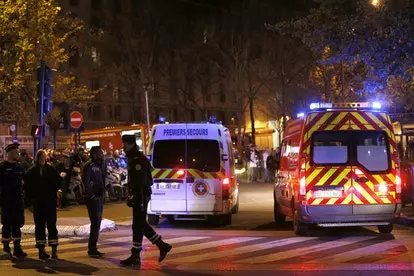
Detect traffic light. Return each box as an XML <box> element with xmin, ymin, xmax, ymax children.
<box><xmin>51</xmin><ymin>102</ymin><xmax>69</xmax><ymax>130</ymax></box>
<box><xmin>37</xmin><ymin>63</ymin><xmax>53</xmax><ymax>117</ymax></box>
<box><xmin>31</xmin><ymin>125</ymin><xmax>41</xmax><ymax>137</ymax></box>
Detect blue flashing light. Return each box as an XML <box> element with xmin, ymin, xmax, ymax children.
<box><xmin>297</xmin><ymin>112</ymin><xmax>305</xmax><ymax>118</ymax></box>
<box><xmin>209</xmin><ymin>116</ymin><xmax>217</xmax><ymax>123</ymax></box>
<box><xmin>159</xmin><ymin>116</ymin><xmax>166</xmax><ymax>124</ymax></box>
<box><xmin>372</xmin><ymin>102</ymin><xmax>382</xmax><ymax>109</ymax></box>
<box><xmin>310</xmin><ymin>103</ymin><xmax>320</xmax><ymax>110</ymax></box>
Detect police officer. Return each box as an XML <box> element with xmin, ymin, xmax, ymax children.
<box><xmin>120</xmin><ymin>135</ymin><xmax>172</xmax><ymax>267</ymax></box>
<box><xmin>0</xmin><ymin>143</ymin><xmax>27</xmax><ymax>258</ymax></box>
<box><xmin>25</xmin><ymin>150</ymin><xmax>61</xmax><ymax>260</ymax></box>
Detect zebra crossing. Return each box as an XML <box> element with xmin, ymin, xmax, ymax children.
<box><xmin>3</xmin><ymin>232</ymin><xmax>412</xmax><ymax>269</ymax></box>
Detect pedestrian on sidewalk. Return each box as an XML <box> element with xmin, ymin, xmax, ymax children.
<box><xmin>120</xmin><ymin>135</ymin><xmax>172</xmax><ymax>267</ymax></box>
<box><xmin>82</xmin><ymin>146</ymin><xmax>106</xmax><ymax>258</ymax></box>
<box><xmin>262</xmin><ymin>149</ymin><xmax>270</xmax><ymax>182</ymax></box>
<box><xmin>25</xmin><ymin>150</ymin><xmax>61</xmax><ymax>260</ymax></box>
<box><xmin>0</xmin><ymin>143</ymin><xmax>27</xmax><ymax>259</ymax></box>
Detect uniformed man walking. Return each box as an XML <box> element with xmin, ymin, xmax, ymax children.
<box><xmin>120</xmin><ymin>135</ymin><xmax>172</xmax><ymax>267</ymax></box>
<box><xmin>0</xmin><ymin>143</ymin><xmax>27</xmax><ymax>258</ymax></box>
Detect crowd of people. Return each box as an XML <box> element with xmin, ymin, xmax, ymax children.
<box><xmin>6</xmin><ymin>147</ymin><xmax>126</xmax><ymax>208</ymax></box>
<box><xmin>244</xmin><ymin>145</ymin><xmax>281</xmax><ymax>183</ymax></box>
<box><xmin>0</xmin><ymin>137</ymin><xmax>171</xmax><ymax>267</ymax></box>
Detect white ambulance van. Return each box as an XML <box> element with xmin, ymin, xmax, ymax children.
<box><xmin>146</xmin><ymin>119</ymin><xmax>239</xmax><ymax>226</ymax></box>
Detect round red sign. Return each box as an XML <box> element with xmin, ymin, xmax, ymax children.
<box><xmin>70</xmin><ymin>111</ymin><xmax>84</xmax><ymax>129</ymax></box>
<box><xmin>193</xmin><ymin>181</ymin><xmax>209</xmax><ymax>197</ymax></box>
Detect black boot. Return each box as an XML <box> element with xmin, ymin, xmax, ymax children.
<box><xmin>51</xmin><ymin>246</ymin><xmax>58</xmax><ymax>260</ymax></box>
<box><xmin>88</xmin><ymin>248</ymin><xmax>105</xmax><ymax>259</ymax></box>
<box><xmin>38</xmin><ymin>246</ymin><xmax>50</xmax><ymax>260</ymax></box>
<box><xmin>1</xmin><ymin>242</ymin><xmax>11</xmax><ymax>258</ymax></box>
<box><xmin>120</xmin><ymin>248</ymin><xmax>141</xmax><ymax>267</ymax></box>
<box><xmin>155</xmin><ymin>239</ymin><xmax>172</xmax><ymax>263</ymax></box>
<box><xmin>13</xmin><ymin>240</ymin><xmax>27</xmax><ymax>258</ymax></box>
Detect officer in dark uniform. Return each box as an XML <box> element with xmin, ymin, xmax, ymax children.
<box><xmin>0</xmin><ymin>143</ymin><xmax>27</xmax><ymax>258</ymax></box>
<box><xmin>25</xmin><ymin>150</ymin><xmax>61</xmax><ymax>260</ymax></box>
<box><xmin>120</xmin><ymin>135</ymin><xmax>172</xmax><ymax>267</ymax></box>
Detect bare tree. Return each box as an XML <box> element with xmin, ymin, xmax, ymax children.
<box><xmin>262</xmin><ymin>33</ymin><xmax>316</xmax><ymax>129</ymax></box>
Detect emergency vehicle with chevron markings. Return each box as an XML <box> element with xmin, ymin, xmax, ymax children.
<box><xmin>146</xmin><ymin>118</ymin><xmax>239</xmax><ymax>226</ymax></box>
<box><xmin>274</xmin><ymin>102</ymin><xmax>402</xmax><ymax>235</ymax></box>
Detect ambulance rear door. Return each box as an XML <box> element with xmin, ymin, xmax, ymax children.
<box><xmin>306</xmin><ymin>112</ymin><xmax>354</xmax><ymax>216</ymax></box>
<box><xmin>185</xmin><ymin>124</ymin><xmax>223</xmax><ymax>212</ymax></box>
<box><xmin>150</xmin><ymin>124</ymin><xmax>187</xmax><ymax>212</ymax></box>
<box><xmin>348</xmin><ymin>111</ymin><xmax>398</xmax><ymax>214</ymax></box>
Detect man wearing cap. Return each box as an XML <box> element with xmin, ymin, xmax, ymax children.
<box><xmin>0</xmin><ymin>143</ymin><xmax>27</xmax><ymax>258</ymax></box>
<box><xmin>120</xmin><ymin>134</ymin><xmax>172</xmax><ymax>267</ymax></box>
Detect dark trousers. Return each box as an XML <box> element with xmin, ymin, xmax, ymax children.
<box><xmin>132</xmin><ymin>197</ymin><xmax>160</xmax><ymax>250</ymax></box>
<box><xmin>86</xmin><ymin>197</ymin><xmax>104</xmax><ymax>251</ymax></box>
<box><xmin>1</xmin><ymin>205</ymin><xmax>24</xmax><ymax>243</ymax></box>
<box><xmin>33</xmin><ymin>203</ymin><xmax>58</xmax><ymax>248</ymax></box>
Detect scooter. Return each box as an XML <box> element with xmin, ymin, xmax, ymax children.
<box><xmin>106</xmin><ymin>166</ymin><xmax>123</xmax><ymax>202</ymax></box>
<box><xmin>119</xmin><ymin>169</ymin><xmax>128</xmax><ymax>200</ymax></box>
<box><xmin>67</xmin><ymin>166</ymin><xmax>85</xmax><ymax>204</ymax></box>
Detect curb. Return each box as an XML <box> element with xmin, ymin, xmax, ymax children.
<box><xmin>21</xmin><ymin>219</ymin><xmax>117</xmax><ymax>237</ymax></box>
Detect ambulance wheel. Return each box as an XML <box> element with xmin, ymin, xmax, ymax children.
<box><xmin>166</xmin><ymin>215</ymin><xmax>176</xmax><ymax>224</ymax></box>
<box><xmin>232</xmin><ymin>196</ymin><xmax>240</xmax><ymax>214</ymax></box>
<box><xmin>378</xmin><ymin>223</ymin><xmax>393</xmax><ymax>234</ymax></box>
<box><xmin>273</xmin><ymin>195</ymin><xmax>286</xmax><ymax>225</ymax></box>
<box><xmin>148</xmin><ymin>215</ymin><xmax>159</xmax><ymax>226</ymax></box>
<box><xmin>209</xmin><ymin>214</ymin><xmax>232</xmax><ymax>226</ymax></box>
<box><xmin>293</xmin><ymin>209</ymin><xmax>308</xmax><ymax>236</ymax></box>
<box><xmin>220</xmin><ymin>214</ymin><xmax>232</xmax><ymax>226</ymax></box>
<box><xmin>274</xmin><ymin>203</ymin><xmax>286</xmax><ymax>225</ymax></box>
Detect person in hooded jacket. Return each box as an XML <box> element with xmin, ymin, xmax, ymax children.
<box><xmin>25</xmin><ymin>150</ymin><xmax>61</xmax><ymax>260</ymax></box>
<box><xmin>82</xmin><ymin>146</ymin><xmax>106</xmax><ymax>258</ymax></box>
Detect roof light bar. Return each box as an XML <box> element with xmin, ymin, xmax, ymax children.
<box><xmin>372</xmin><ymin>101</ymin><xmax>381</xmax><ymax>109</ymax></box>
<box><xmin>309</xmin><ymin>102</ymin><xmax>382</xmax><ymax>110</ymax></box>
<box><xmin>297</xmin><ymin>112</ymin><xmax>305</xmax><ymax>118</ymax></box>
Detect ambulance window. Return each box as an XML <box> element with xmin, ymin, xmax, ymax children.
<box><xmin>356</xmin><ymin>131</ymin><xmax>389</xmax><ymax>172</ymax></box>
<box><xmin>187</xmin><ymin>140</ymin><xmax>221</xmax><ymax>172</ymax></box>
<box><xmin>153</xmin><ymin>140</ymin><xmax>185</xmax><ymax>169</ymax></box>
<box><xmin>312</xmin><ymin>131</ymin><xmax>348</xmax><ymax>164</ymax></box>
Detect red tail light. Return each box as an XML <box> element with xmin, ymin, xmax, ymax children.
<box><xmin>396</xmin><ymin>174</ymin><xmax>402</xmax><ymax>193</ymax></box>
<box><xmin>299</xmin><ymin>159</ymin><xmax>306</xmax><ymax>202</ymax></box>
<box><xmin>395</xmin><ymin>172</ymin><xmax>402</xmax><ymax>203</ymax></box>
<box><xmin>222</xmin><ymin>177</ymin><xmax>231</xmax><ymax>199</ymax></box>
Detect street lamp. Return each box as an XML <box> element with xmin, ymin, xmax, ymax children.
<box><xmin>371</xmin><ymin>0</ymin><xmax>381</xmax><ymax>7</ymax></box>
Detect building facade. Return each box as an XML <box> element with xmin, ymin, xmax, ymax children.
<box><xmin>59</xmin><ymin>0</ymin><xmax>240</xmax><ymax>132</ymax></box>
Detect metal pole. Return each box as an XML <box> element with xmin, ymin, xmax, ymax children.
<box><xmin>38</xmin><ymin>62</ymin><xmax>45</xmax><ymax>150</ymax></box>
<box><xmin>144</xmin><ymin>85</ymin><xmax>151</xmax><ymax>135</ymax></box>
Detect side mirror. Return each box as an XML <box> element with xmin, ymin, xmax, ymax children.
<box><xmin>221</xmin><ymin>154</ymin><xmax>228</xmax><ymax>161</ymax></box>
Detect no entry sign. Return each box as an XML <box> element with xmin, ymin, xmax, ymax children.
<box><xmin>70</xmin><ymin>111</ymin><xmax>84</xmax><ymax>129</ymax></box>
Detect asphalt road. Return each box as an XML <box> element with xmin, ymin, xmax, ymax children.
<box><xmin>3</xmin><ymin>182</ymin><xmax>414</xmax><ymax>276</ymax></box>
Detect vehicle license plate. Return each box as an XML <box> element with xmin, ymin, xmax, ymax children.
<box><xmin>314</xmin><ymin>190</ymin><xmax>342</xmax><ymax>198</ymax></box>
<box><xmin>157</xmin><ymin>183</ymin><xmax>180</xmax><ymax>190</ymax></box>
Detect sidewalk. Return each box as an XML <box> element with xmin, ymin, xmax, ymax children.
<box><xmin>21</xmin><ymin>202</ymin><xmax>129</xmax><ymax>237</ymax></box>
